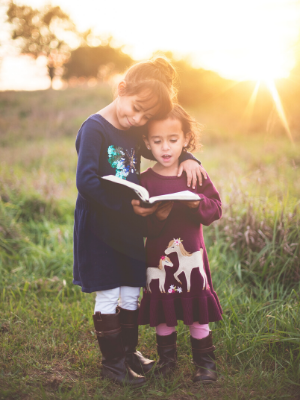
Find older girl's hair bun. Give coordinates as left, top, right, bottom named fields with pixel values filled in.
left=151, top=57, right=177, bottom=89
left=120, top=57, right=178, bottom=118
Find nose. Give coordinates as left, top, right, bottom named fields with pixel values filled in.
left=132, top=113, right=142, bottom=125
left=162, top=140, right=170, bottom=150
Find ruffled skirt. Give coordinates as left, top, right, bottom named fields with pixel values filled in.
left=138, top=289, right=223, bottom=327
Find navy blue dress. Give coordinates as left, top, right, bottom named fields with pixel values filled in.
left=73, top=114, right=199, bottom=293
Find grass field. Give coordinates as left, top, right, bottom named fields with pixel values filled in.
left=0, top=86, right=299, bottom=399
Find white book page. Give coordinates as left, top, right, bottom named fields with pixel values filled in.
left=100, top=175, right=150, bottom=202
left=149, top=191, right=202, bottom=204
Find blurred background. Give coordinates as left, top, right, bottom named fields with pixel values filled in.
left=0, top=1, right=299, bottom=398
left=1, top=0, right=300, bottom=139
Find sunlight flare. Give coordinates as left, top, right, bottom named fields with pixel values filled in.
left=243, top=81, right=261, bottom=120
left=266, top=80, right=294, bottom=144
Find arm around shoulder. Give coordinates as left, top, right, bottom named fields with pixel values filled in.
left=179, top=151, right=201, bottom=165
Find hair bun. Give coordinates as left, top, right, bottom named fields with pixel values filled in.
left=151, top=57, right=177, bottom=88
left=121, top=57, right=177, bottom=114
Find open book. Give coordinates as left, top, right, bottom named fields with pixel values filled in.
left=100, top=175, right=202, bottom=207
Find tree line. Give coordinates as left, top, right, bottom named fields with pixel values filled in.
left=5, top=1, right=300, bottom=137
left=6, top=1, right=133, bottom=84
left=4, top=2, right=235, bottom=102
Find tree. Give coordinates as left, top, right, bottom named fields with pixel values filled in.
left=6, top=1, right=77, bottom=86
left=63, top=40, right=133, bottom=81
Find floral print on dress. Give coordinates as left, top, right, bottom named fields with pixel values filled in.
left=107, top=145, right=139, bottom=179
left=173, top=238, right=182, bottom=246
left=168, top=285, right=182, bottom=294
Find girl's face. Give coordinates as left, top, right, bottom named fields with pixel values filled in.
left=144, top=118, right=190, bottom=171
left=115, top=83, right=159, bottom=130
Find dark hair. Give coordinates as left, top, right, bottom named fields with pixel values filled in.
left=152, top=104, right=202, bottom=152
left=119, top=57, right=177, bottom=118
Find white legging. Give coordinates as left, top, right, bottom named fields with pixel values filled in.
left=94, top=286, right=140, bottom=314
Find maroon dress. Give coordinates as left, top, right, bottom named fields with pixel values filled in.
left=138, top=168, right=223, bottom=327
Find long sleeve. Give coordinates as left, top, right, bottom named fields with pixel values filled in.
left=188, top=175, right=222, bottom=226
left=178, top=150, right=201, bottom=165
left=76, top=119, right=127, bottom=211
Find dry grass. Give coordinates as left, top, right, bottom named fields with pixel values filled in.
left=0, top=87, right=300, bottom=399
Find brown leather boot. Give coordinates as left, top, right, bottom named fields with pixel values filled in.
left=190, top=331, right=217, bottom=383
left=119, top=307, right=155, bottom=375
left=155, top=331, right=177, bottom=377
left=93, top=309, right=146, bottom=387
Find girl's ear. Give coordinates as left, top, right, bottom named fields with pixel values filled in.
left=143, top=135, right=151, bottom=150
left=117, top=80, right=126, bottom=96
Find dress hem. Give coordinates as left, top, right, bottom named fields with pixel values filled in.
left=138, top=290, right=223, bottom=327
left=138, top=315, right=223, bottom=328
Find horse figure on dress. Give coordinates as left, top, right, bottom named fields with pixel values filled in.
left=146, top=256, right=173, bottom=293
left=165, top=239, right=208, bottom=291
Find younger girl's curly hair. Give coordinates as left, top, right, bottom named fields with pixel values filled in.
left=162, top=104, right=202, bottom=152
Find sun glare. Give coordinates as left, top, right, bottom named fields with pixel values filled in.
left=243, top=81, right=260, bottom=121
left=12, top=0, right=300, bottom=82
left=241, top=78, right=294, bottom=143
left=189, top=2, right=298, bottom=82
left=1, top=0, right=300, bottom=94
left=266, top=79, right=294, bottom=144
left=237, top=50, right=293, bottom=81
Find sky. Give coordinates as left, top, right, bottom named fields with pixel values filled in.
left=1, top=0, right=300, bottom=90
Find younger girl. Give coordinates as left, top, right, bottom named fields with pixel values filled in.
left=73, top=58, right=206, bottom=387
left=138, top=104, right=222, bottom=383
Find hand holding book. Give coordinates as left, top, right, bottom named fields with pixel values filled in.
left=155, top=201, right=174, bottom=220
left=100, top=175, right=202, bottom=208
left=180, top=200, right=201, bottom=209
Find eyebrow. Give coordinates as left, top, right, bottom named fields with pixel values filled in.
left=150, top=134, right=180, bottom=138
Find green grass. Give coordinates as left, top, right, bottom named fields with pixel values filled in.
left=0, top=87, right=300, bottom=399
left=1, top=280, right=299, bottom=399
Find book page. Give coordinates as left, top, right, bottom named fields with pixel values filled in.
left=149, top=191, right=202, bottom=204
left=100, top=175, right=150, bottom=202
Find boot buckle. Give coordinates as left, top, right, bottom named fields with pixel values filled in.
left=192, top=345, right=216, bottom=353
left=95, top=327, right=121, bottom=338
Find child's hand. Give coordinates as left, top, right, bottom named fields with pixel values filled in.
left=180, top=200, right=201, bottom=209
left=131, top=199, right=159, bottom=216
left=155, top=201, right=174, bottom=220
left=178, top=160, right=207, bottom=189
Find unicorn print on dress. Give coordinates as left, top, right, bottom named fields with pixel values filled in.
left=146, top=256, right=173, bottom=293
left=165, top=239, right=208, bottom=292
